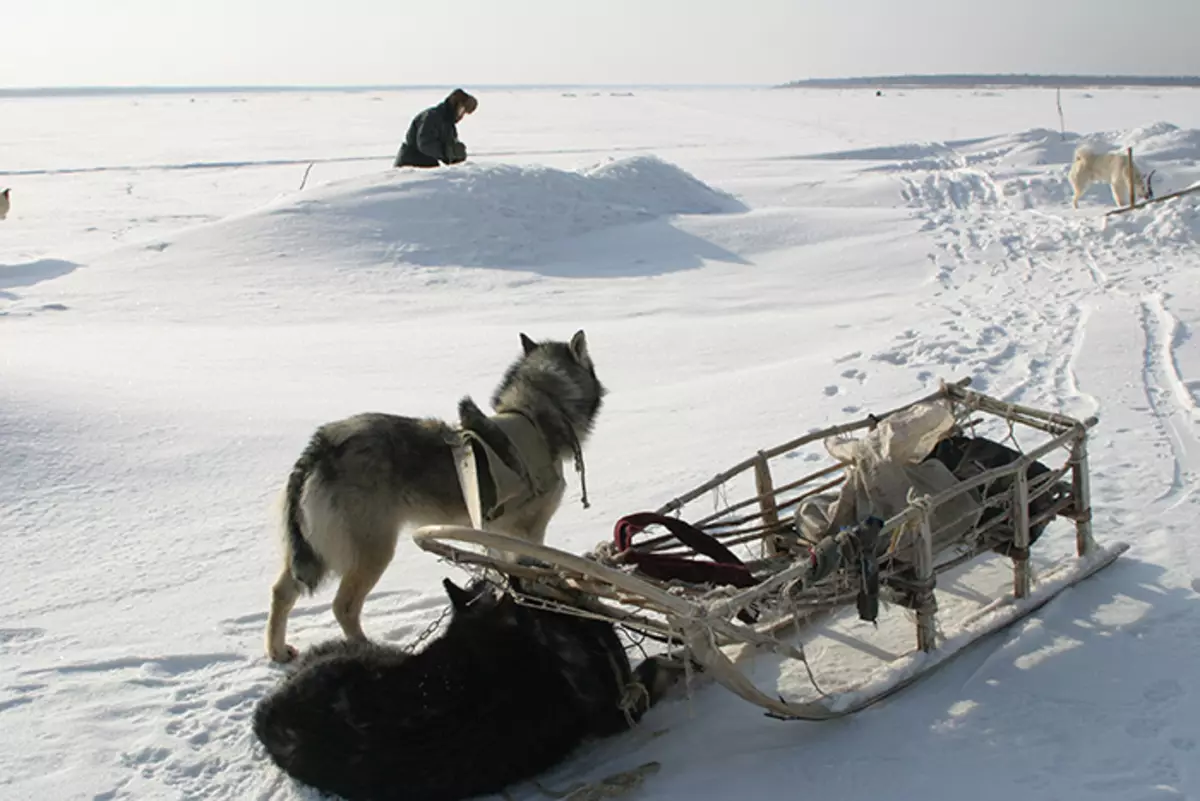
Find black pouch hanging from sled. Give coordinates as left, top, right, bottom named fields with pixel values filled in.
left=851, top=516, right=884, bottom=623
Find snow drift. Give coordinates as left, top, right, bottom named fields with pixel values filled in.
left=171, top=155, right=748, bottom=272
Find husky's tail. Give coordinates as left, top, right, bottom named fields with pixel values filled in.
left=285, top=432, right=330, bottom=593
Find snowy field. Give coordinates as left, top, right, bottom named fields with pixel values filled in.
left=4, top=85, right=1200, bottom=800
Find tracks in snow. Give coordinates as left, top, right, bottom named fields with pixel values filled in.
left=1139, top=294, right=1200, bottom=509
left=886, top=145, right=1200, bottom=525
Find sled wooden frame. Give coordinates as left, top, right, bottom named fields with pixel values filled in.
left=413, top=378, right=1129, bottom=720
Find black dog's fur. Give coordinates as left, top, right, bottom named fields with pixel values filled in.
left=254, top=577, right=664, bottom=801
left=923, top=433, right=1067, bottom=555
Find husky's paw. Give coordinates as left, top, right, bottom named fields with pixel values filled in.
left=267, top=643, right=298, bottom=664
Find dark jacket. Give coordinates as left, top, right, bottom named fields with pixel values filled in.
left=394, top=100, right=467, bottom=168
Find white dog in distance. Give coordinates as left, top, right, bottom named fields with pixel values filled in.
left=1069, top=145, right=1152, bottom=209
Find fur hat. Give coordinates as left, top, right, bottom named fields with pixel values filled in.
left=446, top=88, right=478, bottom=114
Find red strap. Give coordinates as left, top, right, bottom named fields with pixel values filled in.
left=613, top=512, right=757, bottom=589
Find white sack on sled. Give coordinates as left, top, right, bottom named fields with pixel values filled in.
left=796, top=400, right=983, bottom=561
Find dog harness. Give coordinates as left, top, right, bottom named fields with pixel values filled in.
left=454, top=412, right=561, bottom=528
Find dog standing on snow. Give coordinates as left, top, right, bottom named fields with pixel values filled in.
left=0, top=188, right=9, bottom=220
left=265, top=330, right=606, bottom=663
left=254, top=576, right=669, bottom=801
left=1068, top=145, right=1151, bottom=209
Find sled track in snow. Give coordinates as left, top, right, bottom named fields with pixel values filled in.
left=1139, top=294, right=1200, bottom=509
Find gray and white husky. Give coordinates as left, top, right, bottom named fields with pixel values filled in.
left=0, top=188, right=10, bottom=220
left=266, top=330, right=606, bottom=662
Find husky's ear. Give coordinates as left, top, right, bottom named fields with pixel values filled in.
left=442, top=577, right=475, bottom=612
left=519, top=333, right=538, bottom=355
left=569, top=330, right=589, bottom=364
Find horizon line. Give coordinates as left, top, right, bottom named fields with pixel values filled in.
left=4, top=73, right=1200, bottom=97
left=0, top=82, right=767, bottom=96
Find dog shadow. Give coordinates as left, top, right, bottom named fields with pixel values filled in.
left=222, top=588, right=416, bottom=628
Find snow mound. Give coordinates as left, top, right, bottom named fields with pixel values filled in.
left=1130, top=123, right=1200, bottom=163
left=187, top=155, right=747, bottom=272
left=1070, top=122, right=1200, bottom=164
left=579, top=156, right=745, bottom=216
left=992, top=129, right=1083, bottom=168
left=807, top=142, right=966, bottom=172
left=902, top=170, right=999, bottom=211
left=1105, top=195, right=1200, bottom=246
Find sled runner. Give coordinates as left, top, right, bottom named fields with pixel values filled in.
left=414, top=378, right=1128, bottom=720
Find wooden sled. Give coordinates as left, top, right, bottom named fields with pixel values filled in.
left=414, top=378, right=1128, bottom=720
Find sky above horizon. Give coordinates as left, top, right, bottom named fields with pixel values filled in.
left=3, top=0, right=1198, bottom=88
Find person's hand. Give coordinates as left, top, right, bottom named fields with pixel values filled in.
left=449, top=141, right=467, bottom=164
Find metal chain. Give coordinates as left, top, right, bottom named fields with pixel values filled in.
left=402, top=600, right=453, bottom=652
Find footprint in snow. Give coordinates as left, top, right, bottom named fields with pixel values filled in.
left=1143, top=678, right=1185, bottom=704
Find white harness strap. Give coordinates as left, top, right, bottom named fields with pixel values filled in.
left=452, top=413, right=559, bottom=529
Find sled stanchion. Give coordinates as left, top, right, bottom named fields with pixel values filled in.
left=1012, top=469, right=1032, bottom=599
left=753, top=452, right=782, bottom=556
left=915, top=513, right=937, bottom=653
left=1071, top=436, right=1095, bottom=556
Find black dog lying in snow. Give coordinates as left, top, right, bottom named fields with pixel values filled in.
left=253, top=577, right=667, bottom=801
